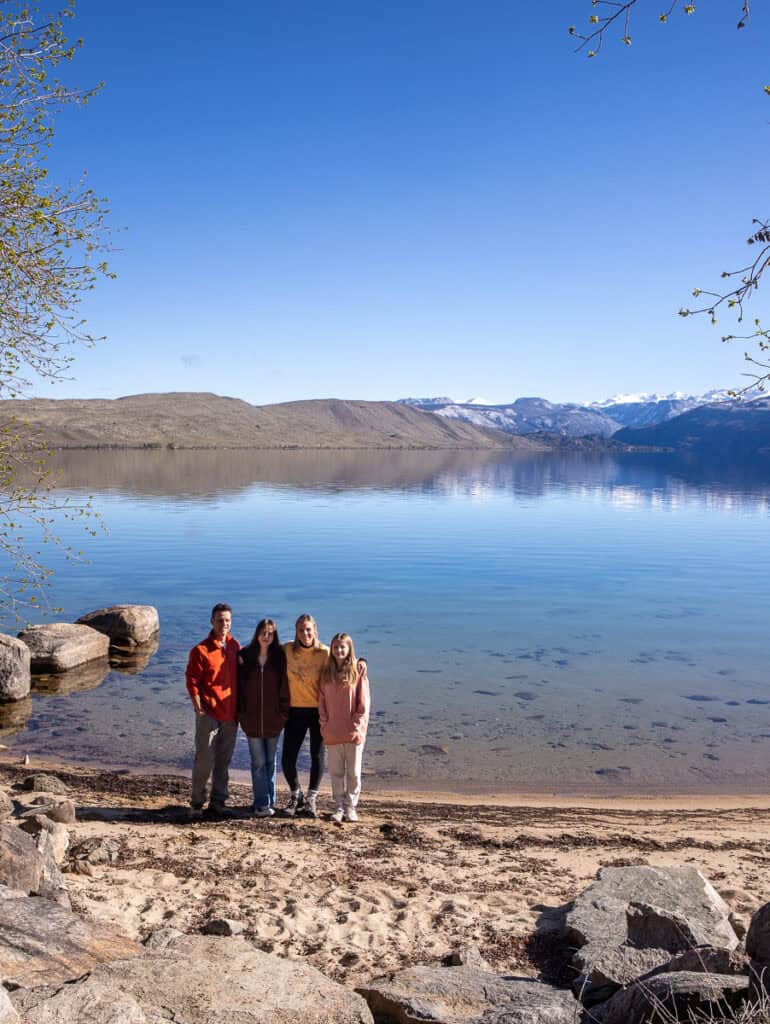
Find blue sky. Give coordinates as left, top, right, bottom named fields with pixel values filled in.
left=37, top=0, right=770, bottom=405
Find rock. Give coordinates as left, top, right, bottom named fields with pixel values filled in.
left=17, top=817, right=69, bottom=864
left=77, top=605, right=159, bottom=648
left=0, top=634, right=30, bottom=702
left=202, top=917, right=244, bottom=936
left=0, top=988, right=19, bottom=1024
left=22, top=796, right=76, bottom=824
left=0, top=823, right=44, bottom=892
left=13, top=977, right=147, bottom=1024
left=644, top=945, right=751, bottom=980
left=17, top=623, right=110, bottom=673
left=442, top=944, right=493, bottom=971
left=0, top=893, right=142, bottom=988
left=142, top=927, right=183, bottom=950
left=23, top=772, right=69, bottom=795
left=747, top=902, right=770, bottom=964
left=625, top=900, right=703, bottom=952
left=0, top=790, right=14, bottom=821
left=572, top=946, right=671, bottom=1006
left=357, top=965, right=578, bottom=1024
left=595, top=971, right=749, bottom=1024
left=68, top=836, right=120, bottom=866
left=16, top=934, right=373, bottom=1023
left=729, top=910, right=749, bottom=941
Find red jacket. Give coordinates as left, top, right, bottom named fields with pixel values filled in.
left=238, top=645, right=290, bottom=738
left=186, top=631, right=239, bottom=722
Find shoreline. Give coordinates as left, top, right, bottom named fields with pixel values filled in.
left=2, top=750, right=768, bottom=811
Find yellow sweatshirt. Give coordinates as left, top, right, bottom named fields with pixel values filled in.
left=283, top=642, right=329, bottom=707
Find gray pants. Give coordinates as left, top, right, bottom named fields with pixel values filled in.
left=327, top=742, right=364, bottom=811
left=191, top=714, right=237, bottom=805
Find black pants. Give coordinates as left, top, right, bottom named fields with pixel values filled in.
left=281, top=707, right=326, bottom=792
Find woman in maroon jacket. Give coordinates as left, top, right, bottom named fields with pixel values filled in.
left=238, top=618, right=290, bottom=817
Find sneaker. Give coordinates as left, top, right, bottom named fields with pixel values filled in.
left=253, top=806, right=274, bottom=818
left=207, top=799, right=227, bottom=816
left=331, top=807, right=344, bottom=825
left=283, top=790, right=303, bottom=817
left=189, top=801, right=204, bottom=818
left=344, top=806, right=359, bottom=822
left=301, top=791, right=318, bottom=818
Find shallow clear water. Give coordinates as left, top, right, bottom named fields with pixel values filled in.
left=4, top=448, right=770, bottom=795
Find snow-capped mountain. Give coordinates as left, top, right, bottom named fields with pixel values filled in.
left=399, top=391, right=732, bottom=438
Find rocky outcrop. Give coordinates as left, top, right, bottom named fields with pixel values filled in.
left=76, top=605, right=159, bottom=647
left=595, top=970, right=750, bottom=1024
left=23, top=773, right=69, bottom=795
left=0, top=893, right=142, bottom=988
left=563, top=865, right=738, bottom=1003
left=17, top=623, right=109, bottom=673
left=0, top=634, right=30, bottom=702
left=13, top=934, right=374, bottom=1023
left=21, top=795, right=77, bottom=824
left=357, top=965, right=578, bottom=1024
left=18, top=815, right=70, bottom=864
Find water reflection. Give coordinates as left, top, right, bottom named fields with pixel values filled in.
left=32, top=658, right=111, bottom=696
left=29, top=448, right=770, bottom=509
left=109, top=636, right=160, bottom=676
left=0, top=698, right=31, bottom=737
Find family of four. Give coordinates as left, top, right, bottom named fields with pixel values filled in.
left=185, top=604, right=371, bottom=824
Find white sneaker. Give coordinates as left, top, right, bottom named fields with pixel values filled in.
left=284, top=790, right=303, bottom=817
left=331, top=807, right=344, bottom=825
left=301, top=791, right=318, bottom=818
left=344, top=806, right=359, bottom=822
left=253, top=806, right=274, bottom=818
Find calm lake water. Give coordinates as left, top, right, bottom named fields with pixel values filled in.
left=3, top=448, right=770, bottom=796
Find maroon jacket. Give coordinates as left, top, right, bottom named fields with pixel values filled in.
left=237, top=645, right=290, bottom=738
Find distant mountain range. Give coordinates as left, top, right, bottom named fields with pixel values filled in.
left=399, top=391, right=732, bottom=438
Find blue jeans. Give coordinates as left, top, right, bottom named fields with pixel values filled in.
left=247, top=736, right=279, bottom=811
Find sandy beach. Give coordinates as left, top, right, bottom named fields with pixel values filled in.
left=3, top=757, right=769, bottom=991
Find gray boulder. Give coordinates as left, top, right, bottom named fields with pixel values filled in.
left=565, top=866, right=738, bottom=953
left=443, top=944, right=493, bottom=971
left=595, top=971, right=749, bottom=1024
left=645, top=945, right=751, bottom=980
left=15, top=934, right=373, bottom=1023
left=23, top=773, right=68, bottom=795
left=0, top=893, right=141, bottom=988
left=77, top=605, right=159, bottom=647
left=357, top=965, right=578, bottom=1024
left=0, top=634, right=30, bottom=702
left=572, top=946, right=671, bottom=1005
left=748, top=903, right=770, bottom=964
left=17, top=623, right=109, bottom=673
left=0, top=823, right=45, bottom=892
left=141, top=926, right=183, bottom=950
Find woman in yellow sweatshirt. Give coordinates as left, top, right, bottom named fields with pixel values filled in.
left=281, top=613, right=329, bottom=817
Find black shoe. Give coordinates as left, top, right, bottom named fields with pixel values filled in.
left=207, top=800, right=229, bottom=817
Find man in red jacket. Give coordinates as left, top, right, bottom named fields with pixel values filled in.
left=186, top=603, right=239, bottom=816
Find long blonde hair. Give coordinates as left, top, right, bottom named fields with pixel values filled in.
left=323, top=632, right=357, bottom=687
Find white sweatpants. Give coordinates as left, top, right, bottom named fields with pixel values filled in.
left=327, top=742, right=364, bottom=810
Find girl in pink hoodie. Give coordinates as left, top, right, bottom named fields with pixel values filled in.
left=318, top=634, right=370, bottom=824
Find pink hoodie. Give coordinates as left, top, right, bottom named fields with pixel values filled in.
left=319, top=673, right=370, bottom=745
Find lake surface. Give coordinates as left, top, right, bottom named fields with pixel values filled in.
left=3, top=448, right=770, bottom=796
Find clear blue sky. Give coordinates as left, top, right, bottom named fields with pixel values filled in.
left=38, top=0, right=770, bottom=405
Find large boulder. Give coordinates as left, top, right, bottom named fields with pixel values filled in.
left=17, top=623, right=109, bottom=673
left=0, top=893, right=142, bottom=988
left=14, top=934, right=373, bottom=1023
left=76, top=605, right=159, bottom=648
left=747, top=902, right=770, bottom=964
left=0, top=823, right=45, bottom=893
left=22, top=773, right=68, bottom=795
left=564, top=866, right=738, bottom=1005
left=595, top=971, right=749, bottom=1024
left=0, top=634, right=30, bottom=702
left=357, top=965, right=578, bottom=1023
left=21, top=796, right=77, bottom=824
left=18, top=815, right=69, bottom=864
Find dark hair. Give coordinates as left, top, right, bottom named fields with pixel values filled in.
left=211, top=603, right=232, bottom=619
left=245, top=618, right=283, bottom=668
left=357, top=657, right=367, bottom=667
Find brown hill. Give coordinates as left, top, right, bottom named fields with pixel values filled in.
left=0, top=393, right=547, bottom=450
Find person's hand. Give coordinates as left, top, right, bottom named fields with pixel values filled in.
left=192, top=699, right=205, bottom=716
